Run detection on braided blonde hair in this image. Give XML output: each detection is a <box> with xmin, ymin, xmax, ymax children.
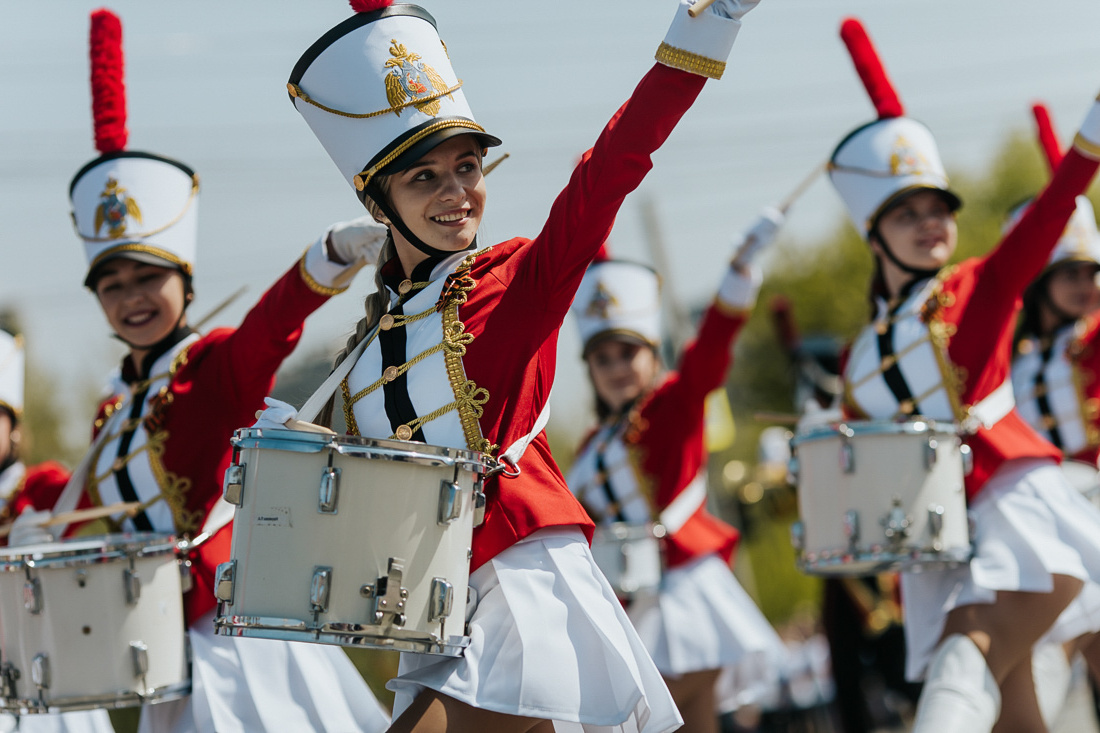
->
<box><xmin>317</xmin><ymin>177</ymin><xmax>394</xmax><ymax>429</ymax></box>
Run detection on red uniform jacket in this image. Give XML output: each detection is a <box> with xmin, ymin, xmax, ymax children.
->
<box><xmin>844</xmin><ymin>147</ymin><xmax>1099</xmax><ymax>499</ymax></box>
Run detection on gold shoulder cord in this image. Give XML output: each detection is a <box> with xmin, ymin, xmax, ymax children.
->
<box><xmin>922</xmin><ymin>270</ymin><xmax>968</xmax><ymax>423</ymax></box>
<box><xmin>342</xmin><ymin>248</ymin><xmax>498</xmax><ymax>455</ymax></box>
<box><xmin>86</xmin><ymin>343</ymin><xmax>203</xmax><ymax>534</ymax></box>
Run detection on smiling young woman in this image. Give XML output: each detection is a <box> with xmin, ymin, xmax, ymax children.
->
<box><xmin>822</xmin><ymin>17</ymin><xmax>1100</xmax><ymax>733</ymax></box>
<box><xmin>270</xmin><ymin>0</ymin><xmax>767</xmax><ymax>729</ymax></box>
<box><xmin>6</xmin><ymin>8</ymin><xmax>391</xmax><ymax>732</ymax></box>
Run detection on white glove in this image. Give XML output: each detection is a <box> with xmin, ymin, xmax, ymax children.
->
<box><xmin>252</xmin><ymin>397</ymin><xmax>298</xmax><ymax>430</ymax></box>
<box><xmin>731</xmin><ymin>206</ymin><xmax>784</xmax><ymax>268</ymax></box>
<box><xmin>324</xmin><ymin>215</ymin><xmax>389</xmax><ymax>266</ymax></box>
<box><xmin>251</xmin><ymin>397</ymin><xmax>337</xmax><ymax>435</ymax></box>
<box><xmin>659</xmin><ymin>0</ymin><xmax>763</xmax><ymax>79</ymax></box>
<box><xmin>717</xmin><ymin>263</ymin><xmax>762</xmax><ymax>311</ymax></box>
<box><xmin>795</xmin><ymin>400</ymin><xmax>843</xmax><ymax>433</ymax></box>
<box><xmin>706</xmin><ymin>0</ymin><xmax>763</xmax><ymax>21</ymax></box>
<box><xmin>9</xmin><ymin>507</ymin><xmax>54</xmax><ymax>546</ymax></box>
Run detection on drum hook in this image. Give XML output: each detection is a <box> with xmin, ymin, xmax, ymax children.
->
<box><xmin>487</xmin><ymin>457</ymin><xmax>521</xmax><ymax>479</ymax></box>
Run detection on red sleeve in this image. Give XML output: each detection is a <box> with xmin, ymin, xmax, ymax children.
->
<box><xmin>652</xmin><ymin>302</ymin><xmax>748</xmax><ymax>439</ymax></box>
<box><xmin>8</xmin><ymin>462</ymin><xmax>71</xmax><ymax>519</ymax></box>
<box><xmin>980</xmin><ymin>149</ymin><xmax>1099</xmax><ymax>295</ymax></box>
<box><xmin>217</xmin><ymin>260</ymin><xmax>333</xmax><ymax>398</ymax></box>
<box><xmin>518</xmin><ymin>64</ymin><xmax>707</xmax><ymax>319</ymax></box>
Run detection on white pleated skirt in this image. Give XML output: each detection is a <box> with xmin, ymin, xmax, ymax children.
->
<box><xmin>137</xmin><ymin>610</ymin><xmax>390</xmax><ymax>733</ymax></box>
<box><xmin>901</xmin><ymin>457</ymin><xmax>1100</xmax><ymax>681</ymax></box>
<box><xmin>387</xmin><ymin>526</ymin><xmax>683</xmax><ymax>733</ymax></box>
<box><xmin>627</xmin><ymin>553</ymin><xmax>786</xmax><ymax>711</ymax></box>
<box><xmin>0</xmin><ymin>711</ymin><xmax>114</xmax><ymax>733</ymax></box>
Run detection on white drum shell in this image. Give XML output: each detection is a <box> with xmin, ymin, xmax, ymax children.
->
<box><xmin>590</xmin><ymin>523</ymin><xmax>663</xmax><ymax>597</ymax></box>
<box><xmin>791</xmin><ymin>421</ymin><xmax>971</xmax><ymax>576</ymax></box>
<box><xmin>0</xmin><ymin>534</ymin><xmax>189</xmax><ymax>713</ymax></box>
<box><xmin>217</xmin><ymin>429</ymin><xmax>487</xmax><ymax>656</ymax></box>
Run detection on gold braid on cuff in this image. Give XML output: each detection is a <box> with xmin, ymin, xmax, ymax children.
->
<box><xmin>1074</xmin><ymin>133</ymin><xmax>1100</xmax><ymax>162</ymax></box>
<box><xmin>298</xmin><ymin>249</ymin><xmax>350</xmax><ymax>296</ymax></box>
<box><xmin>655</xmin><ymin>42</ymin><xmax>726</xmax><ymax>80</ymax></box>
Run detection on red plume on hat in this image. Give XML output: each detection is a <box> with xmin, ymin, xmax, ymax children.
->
<box><xmin>89</xmin><ymin>8</ymin><xmax>127</xmax><ymax>154</ymax></box>
<box><xmin>839</xmin><ymin>18</ymin><xmax>904</xmax><ymax>119</ymax></box>
<box><xmin>1031</xmin><ymin>103</ymin><xmax>1064</xmax><ymax>175</ymax></box>
<box><xmin>349</xmin><ymin>0</ymin><xmax>393</xmax><ymax>11</ymax></box>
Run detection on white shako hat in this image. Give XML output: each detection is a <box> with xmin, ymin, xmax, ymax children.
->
<box><xmin>287</xmin><ymin>0</ymin><xmax>501</xmax><ymax>204</ymax></box>
<box><xmin>1007</xmin><ymin>103</ymin><xmax>1100</xmax><ymax>274</ymax></box>
<box><xmin>69</xmin><ymin>9</ymin><xmax>200</xmax><ymax>288</ymax></box>
<box><xmin>572</xmin><ymin>245</ymin><xmax>661</xmax><ymax>356</ymax></box>
<box><xmin>0</xmin><ymin>330</ymin><xmax>24</xmax><ymax>420</ymax></box>
<box><xmin>828</xmin><ymin>18</ymin><xmax>960</xmax><ymax>239</ymax></box>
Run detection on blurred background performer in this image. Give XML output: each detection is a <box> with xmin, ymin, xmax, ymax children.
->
<box><xmin>566</xmin><ymin>216</ymin><xmax>787</xmax><ymax>733</ymax></box>
<box><xmin>769</xmin><ymin>297</ymin><xmax>921</xmax><ymax>732</ymax></box>
<box><xmin>268</xmin><ymin>0</ymin><xmax>767</xmax><ymax>728</ymax></box>
<box><xmin>0</xmin><ymin>329</ymin><xmax>115</xmax><ymax>733</ymax></box>
<box><xmin>825</xmin><ymin>16</ymin><xmax>1100</xmax><ymax>733</ymax></box>
<box><xmin>1010</xmin><ymin>100</ymin><xmax>1100</xmax><ymax>719</ymax></box>
<box><xmin>9</xmin><ymin>8</ymin><xmax>390</xmax><ymax>732</ymax></box>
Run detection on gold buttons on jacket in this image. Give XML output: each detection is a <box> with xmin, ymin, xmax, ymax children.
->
<box><xmin>382</xmin><ymin>366</ymin><xmax>399</xmax><ymax>382</ymax></box>
<box><xmin>395</xmin><ymin>425</ymin><xmax>414</xmax><ymax>441</ymax></box>
<box><xmin>380</xmin><ymin>314</ymin><xmax>395</xmax><ymax>331</ymax></box>
<box><xmin>398</xmin><ymin>279</ymin><xmax>413</xmax><ymax>295</ymax></box>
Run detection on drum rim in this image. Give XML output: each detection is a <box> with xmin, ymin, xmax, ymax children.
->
<box><xmin>233</xmin><ymin>427</ymin><xmax>496</xmax><ymax>473</ymax></box>
<box><xmin>0</xmin><ymin>531</ymin><xmax>178</xmax><ymax>568</ymax></box>
<box><xmin>213</xmin><ymin>613</ymin><xmax>470</xmax><ymax>657</ymax></box>
<box><xmin>0</xmin><ymin>679</ymin><xmax>192</xmax><ymax>714</ymax></box>
<box><xmin>791</xmin><ymin>418</ymin><xmax>960</xmax><ymax>445</ymax></box>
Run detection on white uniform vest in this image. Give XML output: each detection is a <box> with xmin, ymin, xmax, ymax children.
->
<box><xmin>1013</xmin><ymin>326</ymin><xmax>1094</xmax><ymax>456</ymax></box>
<box><xmin>88</xmin><ymin>334</ymin><xmax>200</xmax><ymax>533</ymax></box>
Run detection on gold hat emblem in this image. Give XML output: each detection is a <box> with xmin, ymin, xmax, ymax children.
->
<box><xmin>94</xmin><ymin>178</ymin><xmax>143</xmax><ymax>239</ymax></box>
<box><xmin>889</xmin><ymin>135</ymin><xmax>930</xmax><ymax>177</ymax></box>
<box><xmin>586</xmin><ymin>282</ymin><xmax>618</xmax><ymax>319</ymax></box>
<box><xmin>383</xmin><ymin>39</ymin><xmax>450</xmax><ymax>117</ymax></box>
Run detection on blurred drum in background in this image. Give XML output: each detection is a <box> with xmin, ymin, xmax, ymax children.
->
<box><xmin>0</xmin><ymin>533</ymin><xmax>189</xmax><ymax>714</ymax></box>
<box><xmin>790</xmin><ymin>420</ymin><xmax>972</xmax><ymax>576</ymax></box>
<box><xmin>589</xmin><ymin>522</ymin><xmax>665</xmax><ymax>598</ymax></box>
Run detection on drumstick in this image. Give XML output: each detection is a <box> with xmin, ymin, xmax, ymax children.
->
<box><xmin>687</xmin><ymin>0</ymin><xmax>718</xmax><ymax>18</ymax></box>
<box><xmin>193</xmin><ymin>285</ymin><xmax>248</xmax><ymax>331</ymax></box>
<box><xmin>777</xmin><ymin>161</ymin><xmax>826</xmax><ymax>214</ymax></box>
<box><xmin>482</xmin><ymin>152</ymin><xmax>510</xmax><ymax>177</ymax></box>
<box><xmin>0</xmin><ymin>501</ymin><xmax>142</xmax><ymax>538</ymax></box>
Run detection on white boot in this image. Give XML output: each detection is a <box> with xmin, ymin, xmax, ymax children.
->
<box><xmin>1031</xmin><ymin>642</ymin><xmax>1071</xmax><ymax>729</ymax></box>
<box><xmin>912</xmin><ymin>634</ymin><xmax>1001</xmax><ymax>733</ymax></box>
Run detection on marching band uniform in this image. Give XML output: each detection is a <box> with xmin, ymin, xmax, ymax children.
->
<box><xmin>566</xmin><ymin>251</ymin><xmax>785</xmax><ymax>710</ymax></box>
<box><xmin>13</xmin><ymin>10</ymin><xmax>389</xmax><ymax>732</ymax></box>
<box><xmin>827</xmin><ymin>17</ymin><xmax>1100</xmax><ymax>732</ymax></box>
<box><xmin>276</xmin><ymin>0</ymin><xmax>762</xmax><ymax>728</ymax></box>
<box><xmin>0</xmin><ymin>332</ymin><xmax>115</xmax><ymax>733</ymax></box>
<box><xmin>1011</xmin><ymin>103</ymin><xmax>1100</xmax><ymax>470</ymax></box>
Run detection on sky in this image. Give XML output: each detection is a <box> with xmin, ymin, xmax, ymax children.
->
<box><xmin>4</xmin><ymin>0</ymin><xmax>1100</xmax><ymax>448</ymax></box>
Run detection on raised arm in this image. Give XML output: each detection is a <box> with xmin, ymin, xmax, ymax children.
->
<box><xmin>982</xmin><ymin>97</ymin><xmax>1100</xmax><ymax>293</ymax></box>
<box><xmin>520</xmin><ymin>0</ymin><xmax>762</xmax><ymax>317</ymax></box>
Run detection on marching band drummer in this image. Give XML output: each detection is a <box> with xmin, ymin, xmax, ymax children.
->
<box><xmin>262</xmin><ymin>0</ymin><xmax>766</xmax><ymax>728</ymax></box>
<box><xmin>0</xmin><ymin>329</ymin><xmax>115</xmax><ymax>733</ymax></box>
<box><xmin>7</xmin><ymin>9</ymin><xmax>391</xmax><ymax>733</ymax></box>
<box><xmin>1010</xmin><ymin>102</ymin><xmax>1100</xmax><ymax>700</ymax></box>
<box><xmin>825</xmin><ymin>18</ymin><xmax>1100</xmax><ymax>733</ymax></box>
<box><xmin>565</xmin><ymin>228</ymin><xmax>787</xmax><ymax>733</ymax></box>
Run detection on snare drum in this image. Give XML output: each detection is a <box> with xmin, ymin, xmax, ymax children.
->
<box><xmin>0</xmin><ymin>533</ymin><xmax>189</xmax><ymax>714</ymax></box>
<box><xmin>214</xmin><ymin>428</ymin><xmax>492</xmax><ymax>656</ymax></box>
<box><xmin>789</xmin><ymin>420</ymin><xmax>972</xmax><ymax>576</ymax></box>
<box><xmin>589</xmin><ymin>523</ymin><xmax>665</xmax><ymax>597</ymax></box>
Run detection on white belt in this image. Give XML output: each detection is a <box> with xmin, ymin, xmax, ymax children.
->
<box><xmin>658</xmin><ymin>473</ymin><xmax>708</xmax><ymax>535</ymax></box>
<box><xmin>960</xmin><ymin>379</ymin><xmax>1016</xmax><ymax>434</ymax></box>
